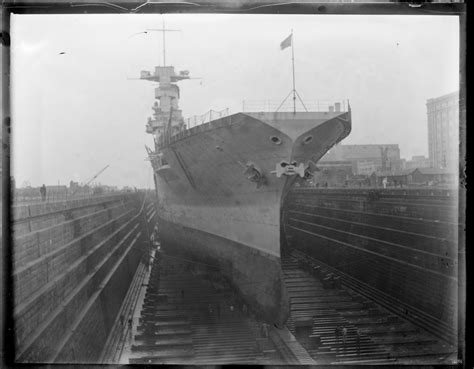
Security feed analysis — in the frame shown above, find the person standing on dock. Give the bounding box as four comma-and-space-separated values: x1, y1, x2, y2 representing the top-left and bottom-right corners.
342, 327, 348, 349
40, 184, 46, 202
335, 326, 340, 352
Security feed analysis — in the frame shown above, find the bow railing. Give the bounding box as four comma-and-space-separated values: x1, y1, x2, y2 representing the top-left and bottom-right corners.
185, 108, 230, 128
241, 99, 350, 113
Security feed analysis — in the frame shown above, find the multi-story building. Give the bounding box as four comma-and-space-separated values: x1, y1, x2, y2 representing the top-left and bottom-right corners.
426, 91, 459, 170
311, 161, 353, 187
321, 144, 401, 175
405, 155, 430, 170
354, 160, 379, 176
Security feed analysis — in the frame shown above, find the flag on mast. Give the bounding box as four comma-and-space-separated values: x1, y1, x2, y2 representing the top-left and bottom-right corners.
280, 33, 292, 50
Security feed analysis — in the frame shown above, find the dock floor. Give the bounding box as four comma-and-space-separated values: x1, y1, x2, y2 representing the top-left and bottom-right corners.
283, 250, 457, 365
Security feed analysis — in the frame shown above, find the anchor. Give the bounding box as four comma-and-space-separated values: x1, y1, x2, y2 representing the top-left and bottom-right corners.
244, 162, 267, 188
271, 161, 306, 178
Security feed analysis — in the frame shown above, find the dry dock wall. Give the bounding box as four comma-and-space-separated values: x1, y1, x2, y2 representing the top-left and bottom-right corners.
12, 194, 148, 363
284, 188, 461, 342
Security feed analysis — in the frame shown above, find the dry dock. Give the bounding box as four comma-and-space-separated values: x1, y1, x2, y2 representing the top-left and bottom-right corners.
7, 187, 462, 365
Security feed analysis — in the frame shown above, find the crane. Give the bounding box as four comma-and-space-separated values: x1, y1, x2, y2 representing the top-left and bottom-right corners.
71, 165, 110, 196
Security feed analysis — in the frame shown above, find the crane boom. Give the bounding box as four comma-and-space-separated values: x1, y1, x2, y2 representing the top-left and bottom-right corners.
85, 165, 110, 187
71, 165, 110, 196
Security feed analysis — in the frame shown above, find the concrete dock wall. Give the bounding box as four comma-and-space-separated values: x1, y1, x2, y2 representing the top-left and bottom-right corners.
12, 194, 129, 235
12, 193, 150, 363
284, 188, 461, 341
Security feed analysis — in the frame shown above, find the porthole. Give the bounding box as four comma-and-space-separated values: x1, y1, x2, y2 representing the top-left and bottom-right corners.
270, 136, 282, 145
303, 135, 313, 145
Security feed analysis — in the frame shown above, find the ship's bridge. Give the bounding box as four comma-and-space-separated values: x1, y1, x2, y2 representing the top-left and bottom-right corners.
146, 110, 184, 134
141, 65, 190, 138
155, 84, 180, 100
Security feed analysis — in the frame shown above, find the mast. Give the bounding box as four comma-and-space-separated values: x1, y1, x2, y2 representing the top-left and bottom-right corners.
277, 30, 307, 113
147, 20, 179, 66
291, 29, 296, 114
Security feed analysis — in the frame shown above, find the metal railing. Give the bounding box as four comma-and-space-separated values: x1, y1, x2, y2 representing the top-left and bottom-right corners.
12, 189, 128, 205
241, 99, 350, 113
157, 98, 349, 147
185, 108, 230, 129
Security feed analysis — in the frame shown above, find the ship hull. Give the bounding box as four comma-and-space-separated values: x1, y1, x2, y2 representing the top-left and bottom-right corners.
151, 111, 351, 325
156, 215, 289, 325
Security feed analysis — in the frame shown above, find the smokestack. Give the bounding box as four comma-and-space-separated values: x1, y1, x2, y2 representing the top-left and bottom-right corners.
335, 102, 341, 112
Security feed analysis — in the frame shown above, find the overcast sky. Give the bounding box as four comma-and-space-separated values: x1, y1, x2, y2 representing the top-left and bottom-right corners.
11, 14, 459, 188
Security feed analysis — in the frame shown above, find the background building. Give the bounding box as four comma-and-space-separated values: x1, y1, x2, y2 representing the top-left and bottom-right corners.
426, 91, 459, 170
371, 168, 456, 188
405, 155, 430, 170
321, 144, 402, 175
354, 160, 380, 176
312, 161, 353, 187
